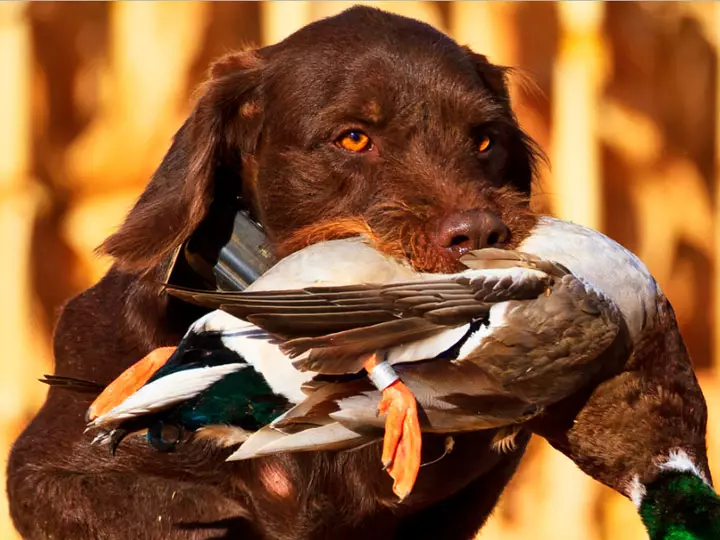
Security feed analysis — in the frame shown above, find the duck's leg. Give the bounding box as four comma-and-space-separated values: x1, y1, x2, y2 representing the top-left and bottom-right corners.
362, 352, 421, 501
87, 346, 177, 421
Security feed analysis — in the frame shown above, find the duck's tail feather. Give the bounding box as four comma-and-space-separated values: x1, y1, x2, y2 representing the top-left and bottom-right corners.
87, 346, 178, 423
227, 380, 382, 461
226, 422, 371, 461
271, 378, 376, 429
39, 374, 104, 393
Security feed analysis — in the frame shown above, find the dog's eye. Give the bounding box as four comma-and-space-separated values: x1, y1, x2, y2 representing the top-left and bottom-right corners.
336, 130, 373, 152
477, 135, 492, 154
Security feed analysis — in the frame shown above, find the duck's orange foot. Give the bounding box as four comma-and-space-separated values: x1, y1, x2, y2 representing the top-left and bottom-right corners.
377, 380, 421, 501
87, 346, 176, 422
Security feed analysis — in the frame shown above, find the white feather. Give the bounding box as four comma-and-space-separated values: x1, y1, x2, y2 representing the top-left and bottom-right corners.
457, 303, 509, 360
627, 449, 711, 507
221, 331, 315, 403
185, 310, 316, 403
386, 324, 470, 365
243, 237, 418, 291
224, 425, 285, 461
658, 448, 711, 486
188, 309, 255, 335
91, 364, 246, 427
628, 475, 647, 508
226, 423, 366, 461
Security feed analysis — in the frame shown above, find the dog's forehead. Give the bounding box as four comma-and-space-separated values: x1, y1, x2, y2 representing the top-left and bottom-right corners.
275, 6, 454, 55
265, 7, 482, 95
264, 62, 504, 145
261, 10, 503, 133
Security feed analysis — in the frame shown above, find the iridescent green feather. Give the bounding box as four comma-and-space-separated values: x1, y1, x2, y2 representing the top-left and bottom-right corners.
640, 472, 720, 540
172, 368, 292, 431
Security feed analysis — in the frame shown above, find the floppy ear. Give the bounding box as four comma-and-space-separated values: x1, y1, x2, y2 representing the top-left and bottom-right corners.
100, 50, 265, 272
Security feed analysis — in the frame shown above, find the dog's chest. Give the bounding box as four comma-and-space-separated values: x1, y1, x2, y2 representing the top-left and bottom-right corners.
399, 430, 523, 509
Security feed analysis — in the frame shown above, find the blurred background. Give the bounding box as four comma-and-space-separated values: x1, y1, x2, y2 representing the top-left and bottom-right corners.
1, 1, 718, 538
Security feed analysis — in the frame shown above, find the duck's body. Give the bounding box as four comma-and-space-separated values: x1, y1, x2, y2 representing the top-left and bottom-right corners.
82, 218, 627, 454
47, 216, 718, 535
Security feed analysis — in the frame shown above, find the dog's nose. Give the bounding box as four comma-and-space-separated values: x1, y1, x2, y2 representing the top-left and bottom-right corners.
434, 210, 510, 256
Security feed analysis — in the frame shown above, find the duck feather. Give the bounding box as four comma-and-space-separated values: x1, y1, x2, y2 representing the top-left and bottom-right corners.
164, 263, 557, 376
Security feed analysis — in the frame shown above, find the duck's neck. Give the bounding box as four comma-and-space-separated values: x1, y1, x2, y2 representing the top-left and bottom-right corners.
638, 468, 720, 539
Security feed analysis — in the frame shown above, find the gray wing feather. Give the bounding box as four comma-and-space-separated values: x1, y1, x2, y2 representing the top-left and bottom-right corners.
163, 249, 566, 375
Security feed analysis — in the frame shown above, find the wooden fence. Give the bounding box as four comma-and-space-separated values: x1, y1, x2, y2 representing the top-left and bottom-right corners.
0, 2, 718, 538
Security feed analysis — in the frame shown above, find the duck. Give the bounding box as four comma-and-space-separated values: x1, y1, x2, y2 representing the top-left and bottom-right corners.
45, 216, 625, 500
44, 216, 719, 536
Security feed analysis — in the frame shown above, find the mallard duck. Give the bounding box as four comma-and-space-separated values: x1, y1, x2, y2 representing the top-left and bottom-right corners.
61, 221, 621, 500
44, 216, 718, 536
46, 216, 623, 497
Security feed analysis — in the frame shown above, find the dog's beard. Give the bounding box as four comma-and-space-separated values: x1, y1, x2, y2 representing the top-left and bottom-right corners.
274, 214, 449, 273
274, 188, 535, 274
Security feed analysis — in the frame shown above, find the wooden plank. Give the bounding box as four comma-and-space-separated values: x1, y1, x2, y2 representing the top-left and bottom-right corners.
479, 5, 607, 539
714, 2, 720, 373
550, 2, 607, 230
0, 4, 41, 539
64, 1, 210, 195
310, 1, 443, 28
261, 1, 312, 45
450, 2, 517, 67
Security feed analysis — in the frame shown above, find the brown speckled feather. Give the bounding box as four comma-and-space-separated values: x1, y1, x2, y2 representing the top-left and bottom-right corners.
400, 274, 627, 414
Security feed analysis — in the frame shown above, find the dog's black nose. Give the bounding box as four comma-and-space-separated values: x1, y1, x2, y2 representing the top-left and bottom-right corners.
434, 210, 510, 257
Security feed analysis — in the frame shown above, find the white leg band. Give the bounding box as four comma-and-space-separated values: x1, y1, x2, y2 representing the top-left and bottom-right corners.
368, 361, 400, 391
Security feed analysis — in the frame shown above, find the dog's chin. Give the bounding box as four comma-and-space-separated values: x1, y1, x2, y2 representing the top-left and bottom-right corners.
272, 216, 465, 274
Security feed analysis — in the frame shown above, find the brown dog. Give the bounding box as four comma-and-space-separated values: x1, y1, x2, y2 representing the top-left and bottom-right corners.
8, 7, 542, 539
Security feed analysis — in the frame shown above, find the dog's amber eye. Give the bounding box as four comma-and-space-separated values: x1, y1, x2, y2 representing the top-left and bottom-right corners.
336, 130, 372, 152
478, 135, 492, 153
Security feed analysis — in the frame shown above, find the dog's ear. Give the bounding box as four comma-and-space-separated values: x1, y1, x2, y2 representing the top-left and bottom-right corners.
100, 50, 265, 272
461, 47, 541, 193
461, 47, 511, 104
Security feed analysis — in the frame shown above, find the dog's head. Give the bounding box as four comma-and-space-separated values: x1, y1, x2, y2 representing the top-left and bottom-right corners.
103, 6, 541, 275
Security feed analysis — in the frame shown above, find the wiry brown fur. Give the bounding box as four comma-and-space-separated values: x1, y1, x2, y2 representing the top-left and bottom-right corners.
278, 187, 535, 274
8, 7, 541, 539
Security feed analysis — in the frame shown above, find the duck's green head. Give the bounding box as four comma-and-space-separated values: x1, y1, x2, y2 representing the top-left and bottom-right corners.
639, 469, 720, 540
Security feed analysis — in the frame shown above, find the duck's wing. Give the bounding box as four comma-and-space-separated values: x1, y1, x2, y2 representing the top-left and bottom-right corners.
212, 269, 627, 459
164, 251, 564, 375
39, 375, 105, 393
179, 254, 627, 460
396, 271, 631, 415
282, 272, 628, 446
